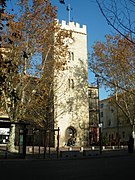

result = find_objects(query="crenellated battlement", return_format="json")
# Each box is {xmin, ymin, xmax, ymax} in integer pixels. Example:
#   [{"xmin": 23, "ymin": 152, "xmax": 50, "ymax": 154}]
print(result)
[{"xmin": 58, "ymin": 20, "xmax": 87, "ymax": 34}]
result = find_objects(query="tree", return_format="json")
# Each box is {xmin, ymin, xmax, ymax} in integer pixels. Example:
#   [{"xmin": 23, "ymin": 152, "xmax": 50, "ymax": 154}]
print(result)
[
  {"xmin": 0, "ymin": 0, "xmax": 71, "ymax": 152},
  {"xmin": 89, "ymin": 34, "xmax": 135, "ymax": 136},
  {"xmin": 92, "ymin": 0, "xmax": 135, "ymax": 136},
  {"xmin": 96, "ymin": 0, "xmax": 135, "ymax": 44}
]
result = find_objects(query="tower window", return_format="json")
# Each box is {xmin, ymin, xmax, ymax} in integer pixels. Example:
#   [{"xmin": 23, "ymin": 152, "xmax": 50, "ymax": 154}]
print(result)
[
  {"xmin": 71, "ymin": 52, "xmax": 74, "ymax": 60},
  {"xmin": 68, "ymin": 79, "xmax": 70, "ymax": 88},
  {"xmin": 68, "ymin": 51, "xmax": 71, "ymax": 61},
  {"xmin": 67, "ymin": 97, "xmax": 73, "ymax": 112},
  {"xmin": 67, "ymin": 51, "xmax": 74, "ymax": 61},
  {"xmin": 71, "ymin": 79, "xmax": 74, "ymax": 89},
  {"xmin": 68, "ymin": 78, "xmax": 74, "ymax": 89}
]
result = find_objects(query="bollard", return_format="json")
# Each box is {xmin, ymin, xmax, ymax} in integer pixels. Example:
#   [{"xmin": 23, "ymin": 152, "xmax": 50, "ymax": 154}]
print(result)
[
  {"xmin": 80, "ymin": 146, "xmax": 83, "ymax": 152},
  {"xmin": 28, "ymin": 147, "xmax": 32, "ymax": 153},
  {"xmin": 68, "ymin": 146, "xmax": 72, "ymax": 151},
  {"xmin": 92, "ymin": 146, "xmax": 95, "ymax": 150}
]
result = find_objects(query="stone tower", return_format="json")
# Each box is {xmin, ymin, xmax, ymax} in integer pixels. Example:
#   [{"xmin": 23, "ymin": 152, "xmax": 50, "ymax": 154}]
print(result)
[{"xmin": 54, "ymin": 20, "xmax": 89, "ymax": 147}]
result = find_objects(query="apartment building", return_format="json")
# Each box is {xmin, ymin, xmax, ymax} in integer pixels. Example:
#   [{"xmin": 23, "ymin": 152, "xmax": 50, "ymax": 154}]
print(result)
[{"xmin": 100, "ymin": 98, "xmax": 132, "ymax": 145}]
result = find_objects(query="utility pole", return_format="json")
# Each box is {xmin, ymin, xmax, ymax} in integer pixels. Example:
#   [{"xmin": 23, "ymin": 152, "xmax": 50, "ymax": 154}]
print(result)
[{"xmin": 115, "ymin": 86, "xmax": 120, "ymax": 148}]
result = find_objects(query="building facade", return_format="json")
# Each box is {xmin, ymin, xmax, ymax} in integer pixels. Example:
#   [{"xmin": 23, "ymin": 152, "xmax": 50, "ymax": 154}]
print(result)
[
  {"xmin": 100, "ymin": 98, "xmax": 132, "ymax": 145},
  {"xmin": 54, "ymin": 20, "xmax": 89, "ymax": 147}
]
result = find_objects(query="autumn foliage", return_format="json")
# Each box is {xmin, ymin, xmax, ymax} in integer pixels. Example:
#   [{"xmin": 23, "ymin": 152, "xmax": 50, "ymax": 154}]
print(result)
[
  {"xmin": 0, "ymin": 0, "xmax": 71, "ymax": 151},
  {"xmin": 89, "ymin": 34, "xmax": 135, "ymax": 131},
  {"xmin": 90, "ymin": 34, "xmax": 135, "ymax": 92}
]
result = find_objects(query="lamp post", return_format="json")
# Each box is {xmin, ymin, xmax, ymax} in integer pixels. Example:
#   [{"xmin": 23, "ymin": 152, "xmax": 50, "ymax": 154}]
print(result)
[
  {"xmin": 95, "ymin": 74, "xmax": 102, "ymax": 154},
  {"xmin": 115, "ymin": 87, "xmax": 120, "ymax": 148}
]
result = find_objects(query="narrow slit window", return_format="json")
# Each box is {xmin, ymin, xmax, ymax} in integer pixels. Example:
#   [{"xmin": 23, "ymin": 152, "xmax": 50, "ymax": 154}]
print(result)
[
  {"xmin": 68, "ymin": 51, "xmax": 71, "ymax": 61},
  {"xmin": 71, "ymin": 79, "xmax": 74, "ymax": 89},
  {"xmin": 71, "ymin": 52, "xmax": 74, "ymax": 60},
  {"xmin": 68, "ymin": 79, "xmax": 70, "ymax": 88}
]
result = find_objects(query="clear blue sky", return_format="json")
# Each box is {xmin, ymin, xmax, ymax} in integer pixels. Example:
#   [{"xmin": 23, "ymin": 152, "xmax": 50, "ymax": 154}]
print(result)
[{"xmin": 50, "ymin": 0, "xmax": 115, "ymax": 100}]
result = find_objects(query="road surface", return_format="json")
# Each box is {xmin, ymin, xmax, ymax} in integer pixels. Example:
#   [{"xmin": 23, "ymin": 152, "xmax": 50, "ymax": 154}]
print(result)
[{"xmin": 0, "ymin": 153, "xmax": 134, "ymax": 180}]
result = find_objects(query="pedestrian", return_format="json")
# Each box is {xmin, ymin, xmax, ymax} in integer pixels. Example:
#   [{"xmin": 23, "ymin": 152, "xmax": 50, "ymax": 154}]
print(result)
[{"xmin": 128, "ymin": 135, "xmax": 134, "ymax": 153}]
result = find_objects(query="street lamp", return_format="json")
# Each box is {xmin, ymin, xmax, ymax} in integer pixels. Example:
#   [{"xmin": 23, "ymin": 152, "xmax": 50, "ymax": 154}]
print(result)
[
  {"xmin": 115, "ymin": 87, "xmax": 120, "ymax": 148},
  {"xmin": 95, "ymin": 74, "xmax": 102, "ymax": 154}
]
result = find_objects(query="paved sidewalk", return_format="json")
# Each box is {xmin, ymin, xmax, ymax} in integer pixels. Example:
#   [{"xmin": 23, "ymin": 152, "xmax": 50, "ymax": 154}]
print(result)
[{"xmin": 1, "ymin": 145, "xmax": 134, "ymax": 160}]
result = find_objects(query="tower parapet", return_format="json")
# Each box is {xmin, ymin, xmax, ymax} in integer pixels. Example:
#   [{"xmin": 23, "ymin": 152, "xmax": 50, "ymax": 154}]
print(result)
[{"xmin": 59, "ymin": 20, "xmax": 86, "ymax": 34}]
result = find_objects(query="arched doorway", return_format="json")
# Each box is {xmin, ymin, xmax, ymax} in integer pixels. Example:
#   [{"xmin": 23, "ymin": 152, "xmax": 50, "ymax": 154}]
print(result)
[{"xmin": 65, "ymin": 126, "xmax": 77, "ymax": 146}]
